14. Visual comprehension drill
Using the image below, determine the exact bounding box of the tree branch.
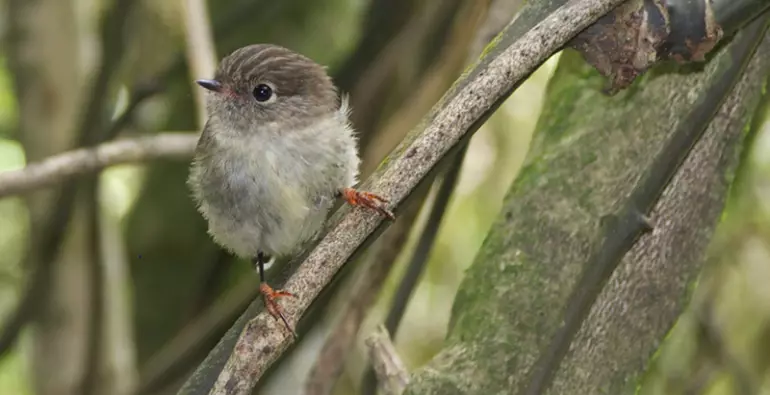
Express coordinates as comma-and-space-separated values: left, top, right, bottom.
365, 325, 410, 395
170, 1, 627, 394
305, 0, 518, 387
570, 0, 770, 92
387, 145, 466, 343
0, 134, 197, 199
180, 0, 217, 128
522, 15, 770, 395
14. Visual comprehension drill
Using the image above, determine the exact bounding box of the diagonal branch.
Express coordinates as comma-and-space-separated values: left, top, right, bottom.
169, 1, 628, 394
305, 0, 516, 389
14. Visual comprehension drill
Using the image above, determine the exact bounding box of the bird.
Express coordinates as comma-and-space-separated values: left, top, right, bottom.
187, 44, 394, 336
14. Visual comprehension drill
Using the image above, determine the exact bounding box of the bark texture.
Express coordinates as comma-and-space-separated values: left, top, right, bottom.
404, 15, 770, 395
550, 22, 770, 394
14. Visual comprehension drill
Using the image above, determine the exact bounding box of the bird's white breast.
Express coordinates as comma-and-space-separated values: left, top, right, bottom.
189, 100, 359, 259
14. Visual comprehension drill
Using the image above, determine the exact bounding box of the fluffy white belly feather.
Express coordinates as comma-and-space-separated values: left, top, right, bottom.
189, 102, 359, 259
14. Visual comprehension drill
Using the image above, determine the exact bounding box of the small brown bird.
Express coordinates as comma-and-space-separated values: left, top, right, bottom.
187, 44, 394, 336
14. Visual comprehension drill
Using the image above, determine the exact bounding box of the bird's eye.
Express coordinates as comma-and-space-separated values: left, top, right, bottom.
253, 84, 273, 102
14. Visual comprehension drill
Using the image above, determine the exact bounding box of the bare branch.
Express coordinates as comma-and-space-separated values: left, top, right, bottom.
0, 134, 197, 199
180, 0, 217, 128
183, 1, 628, 394
365, 325, 410, 395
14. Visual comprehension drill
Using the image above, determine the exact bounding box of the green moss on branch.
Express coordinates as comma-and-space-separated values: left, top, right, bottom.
405, 15, 770, 395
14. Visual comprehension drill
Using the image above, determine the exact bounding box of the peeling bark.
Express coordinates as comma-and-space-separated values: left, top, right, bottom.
570, 0, 770, 92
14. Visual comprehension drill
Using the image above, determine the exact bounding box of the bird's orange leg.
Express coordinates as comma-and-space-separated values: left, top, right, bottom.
254, 252, 297, 338
259, 282, 297, 338
340, 187, 395, 220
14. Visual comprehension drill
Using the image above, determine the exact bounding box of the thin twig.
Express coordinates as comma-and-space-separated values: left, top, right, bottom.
78, 2, 140, 392
0, 133, 197, 199
176, 1, 627, 394
180, 0, 217, 128
365, 325, 409, 395
98, 209, 140, 395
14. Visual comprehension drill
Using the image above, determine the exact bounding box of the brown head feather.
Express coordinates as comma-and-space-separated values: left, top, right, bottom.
214, 44, 337, 117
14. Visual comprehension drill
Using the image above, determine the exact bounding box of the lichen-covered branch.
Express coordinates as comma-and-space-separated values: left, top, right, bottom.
175, 0, 629, 394
403, 13, 770, 395
548, 19, 770, 395
527, 16, 770, 395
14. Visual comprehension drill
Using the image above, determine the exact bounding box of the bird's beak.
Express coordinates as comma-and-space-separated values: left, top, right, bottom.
196, 79, 222, 92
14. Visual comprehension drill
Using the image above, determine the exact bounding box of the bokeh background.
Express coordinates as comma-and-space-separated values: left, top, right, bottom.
0, 0, 768, 394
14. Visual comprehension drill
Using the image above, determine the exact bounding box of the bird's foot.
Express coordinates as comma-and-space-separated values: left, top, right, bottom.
259, 282, 297, 338
341, 187, 395, 220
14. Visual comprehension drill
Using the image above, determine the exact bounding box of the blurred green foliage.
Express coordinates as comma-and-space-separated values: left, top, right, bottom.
0, 56, 27, 394
0, 57, 17, 138
0, 1, 769, 394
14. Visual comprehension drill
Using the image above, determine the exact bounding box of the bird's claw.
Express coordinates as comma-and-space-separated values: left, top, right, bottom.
341, 187, 395, 220
259, 282, 298, 338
